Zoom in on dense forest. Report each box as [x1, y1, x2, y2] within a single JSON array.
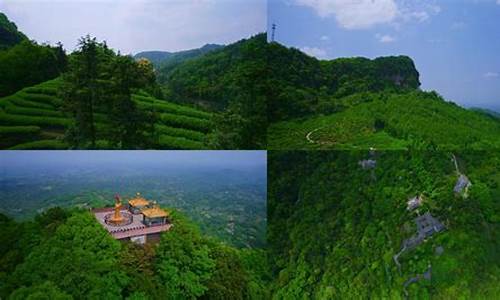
[[0, 207, 270, 299], [154, 34, 267, 149], [267, 42, 500, 150], [268, 151, 499, 299], [0, 13, 265, 149]]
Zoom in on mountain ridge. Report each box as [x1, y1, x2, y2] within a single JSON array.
[[134, 43, 223, 66]]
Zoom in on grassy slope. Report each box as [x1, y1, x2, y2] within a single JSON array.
[[268, 92, 500, 150], [0, 78, 213, 149]]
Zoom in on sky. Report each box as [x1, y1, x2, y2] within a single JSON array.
[[0, 0, 266, 54], [0, 150, 267, 173], [268, 0, 500, 111]]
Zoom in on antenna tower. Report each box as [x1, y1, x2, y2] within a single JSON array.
[[271, 23, 277, 42]]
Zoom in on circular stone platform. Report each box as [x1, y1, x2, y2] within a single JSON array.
[[104, 211, 133, 226]]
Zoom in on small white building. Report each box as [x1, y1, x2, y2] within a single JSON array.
[[407, 195, 423, 211], [454, 174, 472, 197]]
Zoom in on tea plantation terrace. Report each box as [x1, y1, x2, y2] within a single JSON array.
[[0, 78, 214, 149]]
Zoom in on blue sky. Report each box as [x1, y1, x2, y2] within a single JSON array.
[[0, 0, 265, 54], [269, 0, 500, 111]]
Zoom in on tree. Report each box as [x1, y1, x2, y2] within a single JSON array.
[[0, 40, 66, 96], [9, 281, 72, 300], [202, 243, 248, 300], [104, 55, 148, 148], [10, 212, 128, 299], [155, 212, 215, 298], [60, 36, 108, 148]]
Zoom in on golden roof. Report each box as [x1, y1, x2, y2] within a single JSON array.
[[128, 193, 150, 207], [142, 206, 169, 218]]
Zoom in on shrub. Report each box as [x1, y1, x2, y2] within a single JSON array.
[[159, 113, 211, 132], [158, 135, 206, 150], [5, 104, 63, 118], [155, 125, 205, 141], [0, 112, 70, 127], [0, 125, 40, 134], [134, 96, 212, 120], [8, 139, 68, 150]]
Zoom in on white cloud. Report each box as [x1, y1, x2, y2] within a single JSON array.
[[320, 35, 329, 41], [451, 21, 466, 30], [497, 0, 500, 5], [0, 0, 266, 54], [484, 72, 499, 78], [300, 46, 328, 58], [294, 0, 442, 30], [407, 11, 429, 22], [295, 0, 398, 29], [376, 33, 396, 43]]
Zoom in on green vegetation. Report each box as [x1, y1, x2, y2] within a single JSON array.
[[0, 12, 27, 49], [267, 42, 500, 150], [269, 91, 500, 150], [0, 208, 270, 299], [159, 34, 267, 149], [0, 73, 212, 150], [0, 12, 265, 149], [135, 44, 222, 69], [268, 151, 500, 299]]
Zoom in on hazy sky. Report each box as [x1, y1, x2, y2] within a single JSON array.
[[0, 0, 266, 54], [0, 151, 267, 172], [269, 0, 500, 111]]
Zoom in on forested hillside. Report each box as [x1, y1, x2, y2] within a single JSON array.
[[0, 208, 270, 299], [157, 34, 267, 149], [134, 44, 222, 69], [268, 151, 499, 299], [0, 13, 66, 97], [267, 42, 500, 150], [0, 12, 27, 49]]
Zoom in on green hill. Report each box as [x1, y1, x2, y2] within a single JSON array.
[[0, 12, 27, 50], [267, 42, 500, 150], [0, 208, 270, 299], [268, 91, 500, 150], [155, 33, 267, 149], [0, 78, 213, 149], [134, 44, 223, 69], [268, 151, 500, 299]]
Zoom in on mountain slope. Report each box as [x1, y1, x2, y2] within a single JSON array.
[[0, 79, 213, 149], [161, 34, 267, 110], [134, 44, 223, 68], [268, 151, 500, 299], [133, 50, 173, 65], [267, 42, 500, 150], [0, 13, 27, 50], [268, 91, 500, 150], [268, 42, 420, 122]]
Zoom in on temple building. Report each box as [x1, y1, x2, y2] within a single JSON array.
[[92, 193, 171, 244], [128, 193, 150, 214]]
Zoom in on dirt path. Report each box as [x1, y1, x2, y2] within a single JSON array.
[[306, 127, 322, 144]]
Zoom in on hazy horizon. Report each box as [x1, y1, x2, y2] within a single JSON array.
[[0, 151, 267, 176]]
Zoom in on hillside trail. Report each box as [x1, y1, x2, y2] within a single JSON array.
[[451, 153, 460, 174], [306, 126, 336, 146]]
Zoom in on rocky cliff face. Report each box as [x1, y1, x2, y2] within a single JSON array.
[[323, 55, 421, 97]]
